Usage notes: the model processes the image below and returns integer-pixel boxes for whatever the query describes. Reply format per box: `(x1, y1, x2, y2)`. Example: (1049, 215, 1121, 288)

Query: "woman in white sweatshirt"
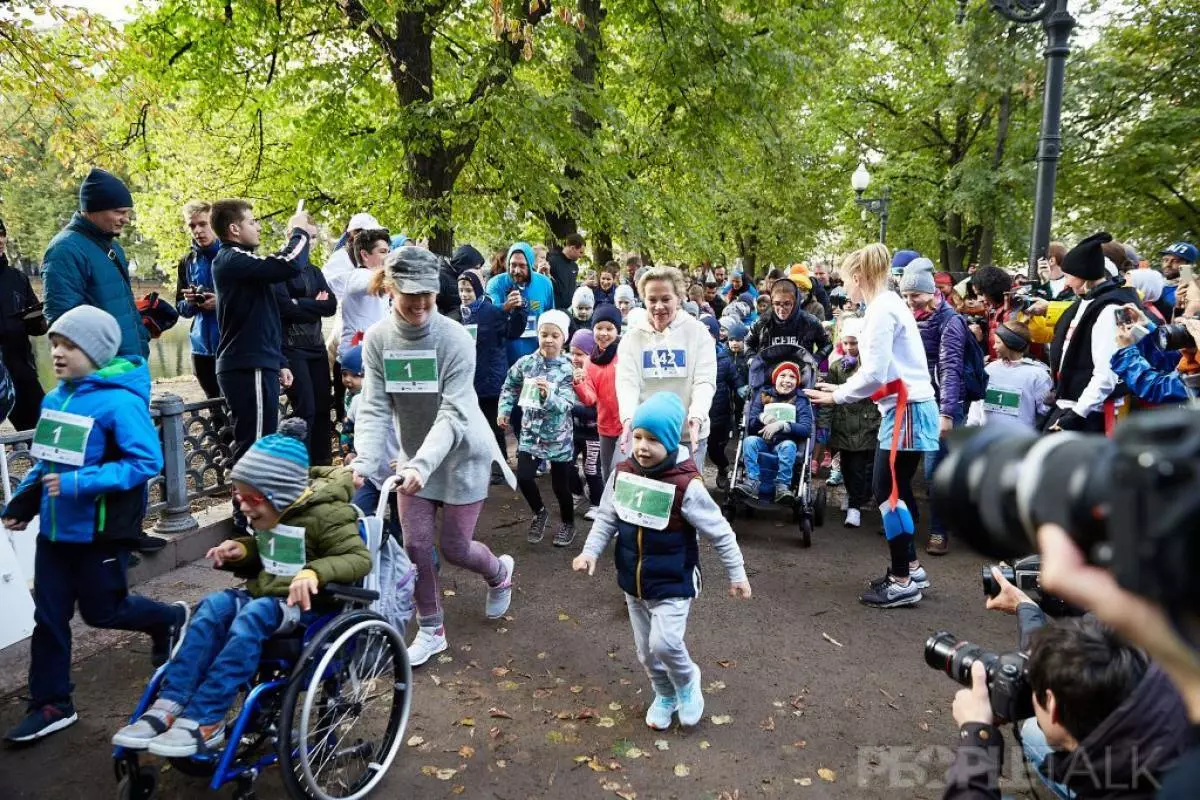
(615, 266, 717, 466)
(806, 244, 938, 609)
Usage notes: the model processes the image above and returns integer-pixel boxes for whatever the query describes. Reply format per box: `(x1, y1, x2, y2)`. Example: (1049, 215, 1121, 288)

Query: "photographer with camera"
(1110, 274, 1200, 407)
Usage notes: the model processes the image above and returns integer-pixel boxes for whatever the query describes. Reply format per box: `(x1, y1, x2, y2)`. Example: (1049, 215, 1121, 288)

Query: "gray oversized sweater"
(352, 310, 513, 505)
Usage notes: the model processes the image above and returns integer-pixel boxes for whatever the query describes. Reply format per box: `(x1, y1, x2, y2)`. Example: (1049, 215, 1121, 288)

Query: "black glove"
(1056, 410, 1088, 431)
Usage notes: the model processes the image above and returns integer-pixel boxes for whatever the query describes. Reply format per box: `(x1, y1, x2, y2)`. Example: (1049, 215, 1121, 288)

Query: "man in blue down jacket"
(43, 168, 149, 361)
(899, 258, 968, 556)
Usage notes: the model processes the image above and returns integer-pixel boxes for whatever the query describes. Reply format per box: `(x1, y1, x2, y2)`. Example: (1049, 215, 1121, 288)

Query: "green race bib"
(517, 378, 543, 409)
(384, 349, 439, 393)
(613, 472, 676, 530)
(256, 523, 307, 577)
(465, 324, 478, 340)
(762, 402, 796, 424)
(30, 409, 95, 466)
(983, 387, 1021, 417)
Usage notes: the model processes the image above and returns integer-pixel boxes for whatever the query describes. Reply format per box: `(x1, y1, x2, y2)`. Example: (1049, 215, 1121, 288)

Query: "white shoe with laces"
(407, 626, 448, 667)
(645, 693, 678, 730)
(844, 509, 861, 528)
(485, 555, 515, 619)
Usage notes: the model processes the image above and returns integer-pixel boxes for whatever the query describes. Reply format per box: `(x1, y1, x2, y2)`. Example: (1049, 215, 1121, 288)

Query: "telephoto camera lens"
(924, 632, 997, 686)
(1158, 323, 1196, 352)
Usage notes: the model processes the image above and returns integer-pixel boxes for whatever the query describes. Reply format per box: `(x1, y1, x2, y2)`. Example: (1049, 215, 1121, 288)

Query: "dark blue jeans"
(923, 435, 950, 541)
(30, 538, 178, 706)
(159, 589, 318, 725)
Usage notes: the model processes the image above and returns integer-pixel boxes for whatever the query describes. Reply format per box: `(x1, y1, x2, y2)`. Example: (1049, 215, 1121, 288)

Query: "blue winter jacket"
(485, 269, 556, 365)
(174, 241, 221, 356)
(593, 284, 616, 307)
(43, 213, 150, 359)
(746, 387, 813, 441)
(710, 342, 743, 430)
(453, 297, 526, 398)
(3, 357, 161, 545)
(916, 299, 969, 421)
(1111, 325, 1188, 405)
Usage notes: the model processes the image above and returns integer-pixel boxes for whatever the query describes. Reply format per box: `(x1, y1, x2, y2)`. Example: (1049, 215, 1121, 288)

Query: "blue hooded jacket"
(43, 213, 150, 359)
(3, 357, 162, 545)
(174, 240, 221, 356)
(1110, 325, 1188, 405)
(485, 242, 556, 364)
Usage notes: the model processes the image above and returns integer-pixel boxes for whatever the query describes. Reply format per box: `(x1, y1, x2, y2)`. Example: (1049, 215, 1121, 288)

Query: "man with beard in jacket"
(898, 257, 967, 556)
(1046, 233, 1141, 433)
(0, 218, 47, 429)
(943, 588, 1190, 800)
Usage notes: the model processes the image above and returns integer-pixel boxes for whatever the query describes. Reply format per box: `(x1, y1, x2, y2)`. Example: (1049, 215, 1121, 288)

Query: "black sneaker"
(527, 508, 550, 544)
(859, 577, 922, 609)
(552, 523, 576, 548)
(868, 566, 930, 590)
(151, 601, 191, 668)
(733, 478, 759, 499)
(774, 485, 795, 504)
(4, 701, 78, 744)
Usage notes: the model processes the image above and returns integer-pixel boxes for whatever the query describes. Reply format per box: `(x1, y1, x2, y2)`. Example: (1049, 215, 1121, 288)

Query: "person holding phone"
(174, 201, 222, 399)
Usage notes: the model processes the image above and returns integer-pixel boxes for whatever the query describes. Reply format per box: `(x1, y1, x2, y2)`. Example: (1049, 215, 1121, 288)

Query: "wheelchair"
(113, 477, 412, 800)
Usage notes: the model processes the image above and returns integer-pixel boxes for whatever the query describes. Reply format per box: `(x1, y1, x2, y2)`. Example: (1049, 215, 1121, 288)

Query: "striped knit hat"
(229, 418, 310, 511)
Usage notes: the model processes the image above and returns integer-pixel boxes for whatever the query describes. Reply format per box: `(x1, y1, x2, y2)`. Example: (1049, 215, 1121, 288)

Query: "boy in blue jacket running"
(1, 306, 185, 744)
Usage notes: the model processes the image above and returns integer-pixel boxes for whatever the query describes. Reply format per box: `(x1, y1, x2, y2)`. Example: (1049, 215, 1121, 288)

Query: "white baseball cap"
(347, 212, 381, 232)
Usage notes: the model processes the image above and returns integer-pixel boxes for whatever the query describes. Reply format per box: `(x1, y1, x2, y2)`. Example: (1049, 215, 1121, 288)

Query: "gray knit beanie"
(229, 418, 310, 511)
(898, 257, 936, 295)
(48, 305, 121, 367)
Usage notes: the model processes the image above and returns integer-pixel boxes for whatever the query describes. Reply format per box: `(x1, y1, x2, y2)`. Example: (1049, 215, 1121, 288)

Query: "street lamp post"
(959, 0, 1076, 280)
(851, 163, 890, 245)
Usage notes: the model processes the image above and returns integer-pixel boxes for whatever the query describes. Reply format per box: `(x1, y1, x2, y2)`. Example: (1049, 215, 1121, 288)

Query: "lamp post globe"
(851, 163, 871, 194)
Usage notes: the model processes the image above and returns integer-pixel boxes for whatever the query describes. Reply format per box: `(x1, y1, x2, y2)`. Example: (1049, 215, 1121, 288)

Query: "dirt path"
(0, 482, 1039, 799)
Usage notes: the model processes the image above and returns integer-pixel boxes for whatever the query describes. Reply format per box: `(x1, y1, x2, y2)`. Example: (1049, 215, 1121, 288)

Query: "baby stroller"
(113, 476, 415, 800)
(722, 346, 827, 547)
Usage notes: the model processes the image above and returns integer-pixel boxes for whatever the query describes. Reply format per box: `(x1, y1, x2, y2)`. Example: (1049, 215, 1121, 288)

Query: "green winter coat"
(817, 358, 881, 452)
(228, 467, 370, 602)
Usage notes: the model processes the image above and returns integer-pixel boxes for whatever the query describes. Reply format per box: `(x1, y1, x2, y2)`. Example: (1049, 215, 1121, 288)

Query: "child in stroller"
(734, 360, 814, 503)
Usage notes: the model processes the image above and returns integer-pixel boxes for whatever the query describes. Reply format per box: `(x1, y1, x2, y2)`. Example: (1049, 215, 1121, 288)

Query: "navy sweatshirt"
(213, 230, 310, 374)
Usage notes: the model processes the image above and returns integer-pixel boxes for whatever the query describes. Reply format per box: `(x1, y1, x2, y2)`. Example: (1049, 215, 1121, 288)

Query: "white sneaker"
(645, 693, 677, 730)
(485, 555, 514, 619)
(675, 667, 705, 727)
(844, 509, 861, 528)
(407, 626, 448, 667)
(584, 507, 598, 521)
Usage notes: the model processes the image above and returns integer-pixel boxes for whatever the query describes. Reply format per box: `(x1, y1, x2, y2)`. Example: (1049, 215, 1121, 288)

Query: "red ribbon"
(870, 379, 909, 511)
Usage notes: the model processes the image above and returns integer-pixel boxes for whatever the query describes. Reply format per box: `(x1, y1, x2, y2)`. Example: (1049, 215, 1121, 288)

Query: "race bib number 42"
(30, 409, 95, 466)
(641, 348, 687, 379)
(384, 350, 439, 393)
(256, 523, 307, 577)
(613, 472, 676, 530)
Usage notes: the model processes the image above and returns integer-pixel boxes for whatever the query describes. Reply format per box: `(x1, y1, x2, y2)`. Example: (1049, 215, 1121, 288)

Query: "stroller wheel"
(813, 487, 827, 527)
(722, 502, 736, 522)
(798, 517, 813, 548)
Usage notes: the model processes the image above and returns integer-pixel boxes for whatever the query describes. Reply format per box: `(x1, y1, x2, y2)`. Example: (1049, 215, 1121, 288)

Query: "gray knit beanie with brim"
(386, 245, 442, 294)
(898, 257, 936, 295)
(48, 305, 121, 368)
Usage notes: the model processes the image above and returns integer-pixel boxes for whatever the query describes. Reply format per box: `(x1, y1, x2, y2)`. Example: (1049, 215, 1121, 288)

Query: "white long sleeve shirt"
(325, 259, 390, 357)
(832, 291, 935, 411)
(1055, 298, 1121, 417)
(967, 358, 1053, 429)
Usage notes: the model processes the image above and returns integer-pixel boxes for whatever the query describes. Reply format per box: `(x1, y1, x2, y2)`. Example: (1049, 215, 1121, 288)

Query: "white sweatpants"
(624, 593, 696, 698)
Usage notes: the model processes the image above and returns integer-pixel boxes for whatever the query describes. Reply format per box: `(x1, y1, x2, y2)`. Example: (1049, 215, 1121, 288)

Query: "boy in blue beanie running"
(573, 391, 751, 731)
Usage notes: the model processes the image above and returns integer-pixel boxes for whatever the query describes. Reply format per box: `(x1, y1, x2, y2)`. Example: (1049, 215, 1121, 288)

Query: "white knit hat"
(537, 309, 571, 341)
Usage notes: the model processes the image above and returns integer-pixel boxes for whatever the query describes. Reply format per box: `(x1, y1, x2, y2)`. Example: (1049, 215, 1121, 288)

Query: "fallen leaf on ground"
(576, 707, 598, 720)
(707, 680, 726, 692)
(546, 731, 565, 744)
(919, 721, 930, 731)
(451, 786, 465, 795)
(716, 659, 737, 668)
(538, 651, 548, 659)
(674, 763, 690, 777)
(601, 780, 622, 790)
(457, 717, 475, 727)
(495, 759, 507, 768)
(458, 744, 475, 759)
(772, 701, 784, 708)
(407, 735, 425, 747)
(711, 715, 732, 725)
(760, 717, 775, 731)
(497, 680, 520, 691)
(794, 777, 812, 786)
(488, 707, 512, 719)
(491, 666, 510, 678)
(625, 747, 645, 759)
(557, 612, 571, 621)
(437, 654, 453, 664)
(596, 717, 615, 728)
(619, 678, 632, 685)
(699, 741, 711, 749)
(793, 739, 807, 749)
(430, 675, 442, 687)
(443, 589, 456, 597)
(654, 739, 670, 751)
(818, 767, 837, 782)
(616, 792, 637, 800)
(570, 685, 584, 694)
(533, 688, 554, 699)
(608, 702, 622, 711)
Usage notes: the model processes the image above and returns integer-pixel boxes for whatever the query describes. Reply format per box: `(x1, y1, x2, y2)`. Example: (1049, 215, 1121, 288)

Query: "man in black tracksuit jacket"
(209, 201, 313, 527)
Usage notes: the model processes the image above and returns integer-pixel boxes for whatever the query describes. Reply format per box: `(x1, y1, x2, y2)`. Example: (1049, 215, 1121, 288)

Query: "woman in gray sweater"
(352, 246, 516, 667)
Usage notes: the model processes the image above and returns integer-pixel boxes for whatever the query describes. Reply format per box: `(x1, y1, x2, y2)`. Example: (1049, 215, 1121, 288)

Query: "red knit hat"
(771, 361, 801, 384)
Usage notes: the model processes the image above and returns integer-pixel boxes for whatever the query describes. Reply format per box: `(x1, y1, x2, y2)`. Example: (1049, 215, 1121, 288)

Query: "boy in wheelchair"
(112, 419, 370, 757)
(734, 361, 814, 503)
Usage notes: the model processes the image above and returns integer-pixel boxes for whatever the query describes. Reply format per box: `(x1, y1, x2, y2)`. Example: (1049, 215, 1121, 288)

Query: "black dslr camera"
(981, 554, 1080, 618)
(932, 410, 1200, 643)
(925, 632, 1033, 723)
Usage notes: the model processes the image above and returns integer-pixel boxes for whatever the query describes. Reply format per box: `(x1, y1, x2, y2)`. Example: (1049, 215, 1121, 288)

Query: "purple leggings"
(399, 495, 503, 628)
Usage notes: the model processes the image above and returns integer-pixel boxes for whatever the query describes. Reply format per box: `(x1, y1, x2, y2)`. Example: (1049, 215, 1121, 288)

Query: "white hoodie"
(616, 310, 718, 438)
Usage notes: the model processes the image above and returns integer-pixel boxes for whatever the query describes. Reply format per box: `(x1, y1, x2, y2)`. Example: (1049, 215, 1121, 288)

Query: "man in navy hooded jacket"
(42, 168, 149, 361)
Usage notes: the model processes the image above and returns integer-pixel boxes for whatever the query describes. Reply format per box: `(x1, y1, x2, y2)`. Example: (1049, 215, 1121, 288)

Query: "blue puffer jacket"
(917, 299, 969, 421)
(2, 357, 161, 545)
(43, 213, 149, 359)
(710, 342, 742, 430)
(452, 297, 526, 398)
(613, 456, 703, 600)
(746, 387, 813, 440)
(593, 284, 616, 307)
(1110, 326, 1188, 405)
(174, 241, 221, 356)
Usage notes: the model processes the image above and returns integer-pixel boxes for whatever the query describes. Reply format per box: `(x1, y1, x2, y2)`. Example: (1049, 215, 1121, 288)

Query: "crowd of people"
(0, 167, 1198, 798)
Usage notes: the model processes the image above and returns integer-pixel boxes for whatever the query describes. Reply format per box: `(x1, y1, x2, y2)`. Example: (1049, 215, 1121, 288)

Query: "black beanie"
(1061, 232, 1112, 281)
(79, 168, 134, 212)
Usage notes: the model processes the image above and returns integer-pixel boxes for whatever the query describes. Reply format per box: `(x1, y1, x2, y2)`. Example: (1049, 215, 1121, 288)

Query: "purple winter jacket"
(916, 299, 968, 421)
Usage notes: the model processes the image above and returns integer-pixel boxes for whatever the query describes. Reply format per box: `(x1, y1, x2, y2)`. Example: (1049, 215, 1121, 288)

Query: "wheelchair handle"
(325, 583, 381, 604)
(376, 474, 401, 518)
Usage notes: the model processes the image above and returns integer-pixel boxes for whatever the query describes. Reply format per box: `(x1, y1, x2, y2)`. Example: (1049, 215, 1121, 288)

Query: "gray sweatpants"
(624, 593, 696, 698)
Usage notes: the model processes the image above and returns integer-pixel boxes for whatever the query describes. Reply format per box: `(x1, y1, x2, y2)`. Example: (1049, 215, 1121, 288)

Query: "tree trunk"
(593, 231, 613, 265)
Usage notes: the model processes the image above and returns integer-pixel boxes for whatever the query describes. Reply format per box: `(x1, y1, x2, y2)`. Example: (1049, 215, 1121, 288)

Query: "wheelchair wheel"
(813, 487, 827, 527)
(116, 765, 157, 800)
(798, 517, 813, 548)
(278, 614, 411, 800)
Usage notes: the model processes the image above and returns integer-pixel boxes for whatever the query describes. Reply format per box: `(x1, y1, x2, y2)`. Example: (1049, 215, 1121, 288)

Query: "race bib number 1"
(762, 403, 796, 424)
(30, 409, 95, 466)
(613, 472, 676, 530)
(256, 523, 307, 578)
(983, 387, 1021, 417)
(384, 349, 439, 393)
(641, 348, 687, 379)
(518, 378, 543, 409)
